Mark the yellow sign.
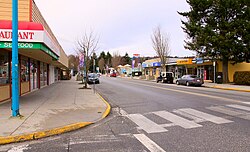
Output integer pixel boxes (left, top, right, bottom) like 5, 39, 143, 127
177, 58, 193, 65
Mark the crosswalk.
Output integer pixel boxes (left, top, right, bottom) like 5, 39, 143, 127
126, 103, 250, 134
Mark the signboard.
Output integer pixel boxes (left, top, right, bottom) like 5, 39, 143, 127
0, 42, 40, 49
177, 58, 193, 65
196, 58, 204, 64
0, 29, 60, 56
0, 42, 58, 60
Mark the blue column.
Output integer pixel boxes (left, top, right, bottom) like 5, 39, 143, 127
12, 0, 20, 117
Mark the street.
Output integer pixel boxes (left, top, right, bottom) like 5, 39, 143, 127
1, 76, 250, 152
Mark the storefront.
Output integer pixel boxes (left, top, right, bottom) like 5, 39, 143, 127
0, 0, 69, 102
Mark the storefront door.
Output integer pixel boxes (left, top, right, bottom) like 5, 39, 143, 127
30, 60, 38, 91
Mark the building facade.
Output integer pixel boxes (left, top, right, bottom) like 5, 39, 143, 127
0, 0, 69, 102
142, 57, 250, 83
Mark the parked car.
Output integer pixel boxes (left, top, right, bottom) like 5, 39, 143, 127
110, 72, 117, 77
87, 73, 100, 84
176, 75, 204, 86
157, 72, 174, 83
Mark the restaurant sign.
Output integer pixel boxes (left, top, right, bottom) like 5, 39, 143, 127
176, 58, 193, 65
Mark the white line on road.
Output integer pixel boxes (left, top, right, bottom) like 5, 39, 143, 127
242, 102, 250, 105
128, 114, 168, 133
173, 109, 205, 123
227, 104, 250, 112
207, 106, 250, 120
177, 108, 233, 124
134, 134, 166, 152
153, 111, 202, 129
7, 145, 30, 152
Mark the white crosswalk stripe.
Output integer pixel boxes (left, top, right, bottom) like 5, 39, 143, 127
177, 108, 233, 124
207, 106, 250, 120
153, 111, 202, 129
242, 102, 250, 105
128, 114, 168, 133
226, 104, 250, 112
134, 134, 166, 152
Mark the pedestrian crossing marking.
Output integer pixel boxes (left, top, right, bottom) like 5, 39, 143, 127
227, 104, 250, 112
128, 114, 168, 133
134, 134, 166, 152
242, 102, 250, 105
173, 109, 205, 123
177, 108, 233, 124
207, 106, 250, 121
153, 111, 202, 129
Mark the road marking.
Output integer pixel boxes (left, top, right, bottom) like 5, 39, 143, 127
7, 145, 30, 152
177, 108, 233, 124
242, 102, 250, 105
207, 106, 250, 120
153, 111, 202, 129
128, 114, 168, 133
173, 109, 205, 123
134, 134, 166, 152
227, 104, 250, 112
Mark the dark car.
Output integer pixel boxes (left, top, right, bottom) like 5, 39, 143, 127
87, 73, 100, 84
157, 72, 174, 83
176, 75, 203, 86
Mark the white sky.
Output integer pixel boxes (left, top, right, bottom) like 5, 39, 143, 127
35, 0, 194, 57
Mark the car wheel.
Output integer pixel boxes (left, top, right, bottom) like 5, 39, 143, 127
176, 81, 180, 85
186, 81, 190, 86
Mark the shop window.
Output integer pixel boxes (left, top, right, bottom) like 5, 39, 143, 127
20, 58, 29, 82
0, 51, 9, 84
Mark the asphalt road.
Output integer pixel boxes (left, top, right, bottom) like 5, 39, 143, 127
1, 77, 250, 152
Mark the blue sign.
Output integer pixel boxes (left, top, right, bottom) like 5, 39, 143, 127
196, 58, 203, 64
153, 62, 161, 67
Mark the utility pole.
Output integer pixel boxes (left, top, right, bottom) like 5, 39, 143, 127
12, 0, 20, 117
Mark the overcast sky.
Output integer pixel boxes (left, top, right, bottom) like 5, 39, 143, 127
35, 0, 194, 57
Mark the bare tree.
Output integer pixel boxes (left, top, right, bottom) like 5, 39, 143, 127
98, 58, 105, 74
111, 51, 122, 70
76, 31, 99, 88
151, 26, 171, 72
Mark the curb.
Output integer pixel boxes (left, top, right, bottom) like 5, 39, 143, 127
204, 85, 250, 92
0, 122, 92, 145
97, 93, 111, 119
0, 94, 111, 145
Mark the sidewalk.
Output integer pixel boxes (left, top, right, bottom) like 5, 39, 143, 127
203, 82, 250, 92
0, 78, 110, 145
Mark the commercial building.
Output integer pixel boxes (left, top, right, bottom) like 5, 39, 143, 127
0, 0, 69, 102
142, 57, 250, 82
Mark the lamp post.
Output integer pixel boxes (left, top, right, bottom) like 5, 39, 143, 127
11, 0, 20, 117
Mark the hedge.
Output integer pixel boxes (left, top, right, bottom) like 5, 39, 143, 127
233, 71, 250, 85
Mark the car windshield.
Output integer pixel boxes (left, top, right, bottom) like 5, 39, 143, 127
189, 75, 198, 78
88, 73, 97, 78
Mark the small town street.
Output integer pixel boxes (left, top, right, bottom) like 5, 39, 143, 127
1, 76, 250, 152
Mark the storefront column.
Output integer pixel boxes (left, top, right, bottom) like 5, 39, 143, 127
47, 64, 49, 86
37, 61, 40, 89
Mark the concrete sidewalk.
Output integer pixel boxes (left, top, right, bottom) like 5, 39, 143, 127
203, 82, 250, 92
0, 78, 110, 145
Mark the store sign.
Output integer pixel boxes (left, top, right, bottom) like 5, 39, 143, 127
0, 42, 58, 60
0, 29, 60, 56
0, 42, 40, 49
177, 58, 193, 65
196, 58, 204, 64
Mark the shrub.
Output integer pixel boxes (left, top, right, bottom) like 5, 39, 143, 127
233, 71, 250, 85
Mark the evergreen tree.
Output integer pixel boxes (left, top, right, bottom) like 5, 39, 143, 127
179, 0, 250, 83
